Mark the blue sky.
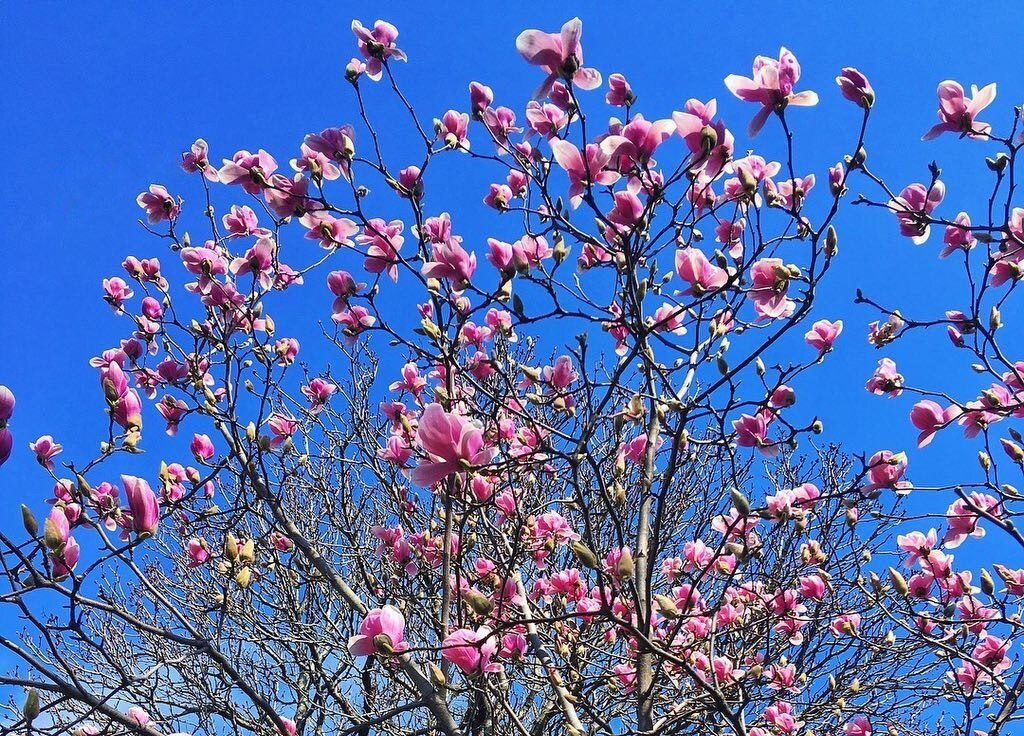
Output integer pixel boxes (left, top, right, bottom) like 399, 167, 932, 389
1, 0, 1023, 677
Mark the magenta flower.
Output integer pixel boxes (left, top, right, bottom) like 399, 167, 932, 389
0, 385, 15, 422
549, 136, 626, 208
910, 400, 961, 448
187, 538, 211, 567
442, 626, 503, 676
180, 138, 220, 181
865, 450, 911, 494
748, 258, 795, 320
301, 378, 337, 412
732, 410, 777, 455
865, 358, 903, 398
835, 68, 874, 109
439, 110, 470, 151
358, 219, 404, 283
940, 211, 976, 258
190, 433, 215, 462
605, 73, 634, 107
30, 435, 62, 470
348, 605, 408, 657
805, 320, 843, 353
411, 404, 495, 487
725, 48, 819, 136
123, 474, 160, 537
218, 150, 278, 196
515, 18, 602, 98
0, 429, 11, 469
469, 81, 494, 118
889, 182, 945, 244
351, 20, 407, 82
136, 185, 180, 224
675, 247, 728, 296
421, 240, 477, 289
922, 80, 996, 141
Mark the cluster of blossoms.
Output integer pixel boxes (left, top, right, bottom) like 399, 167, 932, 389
3, 14, 1022, 736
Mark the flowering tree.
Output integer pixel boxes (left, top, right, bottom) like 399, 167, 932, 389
0, 16, 1020, 736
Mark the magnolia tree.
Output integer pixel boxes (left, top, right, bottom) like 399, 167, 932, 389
0, 16, 1021, 736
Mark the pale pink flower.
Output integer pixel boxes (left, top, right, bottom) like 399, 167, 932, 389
516, 18, 602, 98
725, 48, 819, 136
348, 605, 408, 657
923, 81, 996, 140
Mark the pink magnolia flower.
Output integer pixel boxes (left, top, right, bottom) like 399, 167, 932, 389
515, 18, 602, 98
844, 716, 873, 736
910, 400, 961, 447
351, 20, 407, 82
190, 433, 215, 462
136, 185, 179, 224
348, 605, 408, 657
126, 707, 151, 728
30, 435, 62, 470
0, 429, 11, 469
123, 475, 159, 537
606, 73, 634, 107
548, 137, 625, 208
830, 612, 861, 636
442, 626, 503, 676
301, 378, 336, 412
890, 182, 945, 244
865, 358, 903, 398
805, 320, 842, 353
439, 110, 470, 150
724, 48, 819, 136
675, 248, 728, 296
865, 450, 911, 494
180, 138, 221, 181
218, 150, 278, 196
187, 538, 211, 567
0, 385, 15, 422
941, 212, 976, 258
411, 404, 495, 487
421, 240, 477, 288
922, 81, 996, 140
469, 81, 493, 117
748, 258, 795, 320
359, 219, 405, 282
836, 68, 874, 109
732, 411, 777, 455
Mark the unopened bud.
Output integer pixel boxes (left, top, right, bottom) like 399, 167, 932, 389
21, 505, 38, 537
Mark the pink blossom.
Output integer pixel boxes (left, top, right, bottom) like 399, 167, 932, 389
442, 626, 503, 675
301, 378, 336, 412
865, 450, 911, 494
469, 81, 493, 117
910, 400, 960, 447
351, 20, 406, 82
421, 240, 477, 288
187, 538, 211, 567
865, 358, 903, 397
348, 605, 408, 657
941, 212, 976, 258
123, 475, 159, 537
923, 81, 996, 140
0, 429, 11, 469
411, 404, 495, 487
218, 150, 278, 196
190, 433, 215, 462
805, 320, 842, 353
439, 110, 470, 150
675, 248, 728, 296
358, 219, 405, 282
30, 435, 62, 470
732, 411, 776, 455
836, 68, 874, 109
136, 185, 179, 224
725, 48, 819, 136
515, 18, 602, 98
890, 182, 945, 244
843, 716, 873, 736
748, 258, 795, 320
606, 73, 634, 107
180, 138, 220, 181
548, 137, 625, 208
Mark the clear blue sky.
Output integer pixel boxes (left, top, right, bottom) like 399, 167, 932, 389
1, 0, 1022, 667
